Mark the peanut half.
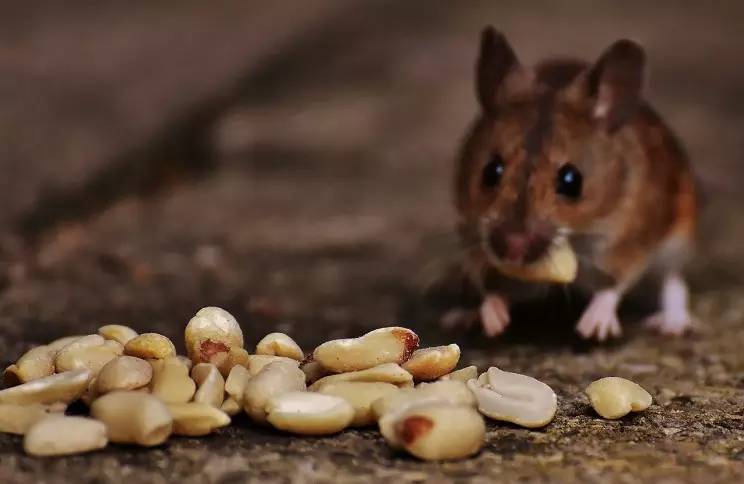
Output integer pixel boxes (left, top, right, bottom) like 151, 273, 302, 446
402, 344, 460, 381
266, 391, 354, 435
316, 381, 400, 427
98, 325, 138, 346
467, 367, 557, 428
255, 333, 304, 361
585, 377, 653, 419
167, 402, 231, 436
390, 403, 485, 461
150, 357, 197, 404
0, 369, 92, 405
184, 307, 244, 372
46, 335, 86, 354
124, 333, 177, 360
191, 363, 225, 408
96, 356, 153, 394
492, 238, 578, 284
248, 355, 300, 376
7, 345, 55, 384
242, 361, 306, 423
90, 391, 173, 446
220, 397, 242, 416
55, 342, 123, 375
313, 327, 419, 373
224, 364, 250, 404
309, 363, 413, 391
439, 366, 478, 382
23, 415, 108, 457
299, 355, 330, 384
0, 403, 67, 435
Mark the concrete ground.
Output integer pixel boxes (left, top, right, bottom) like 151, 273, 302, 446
1, 1, 744, 483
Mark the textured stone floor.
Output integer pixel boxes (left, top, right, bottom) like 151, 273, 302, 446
1, 1, 743, 483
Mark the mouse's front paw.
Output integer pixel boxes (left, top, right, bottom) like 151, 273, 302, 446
576, 290, 622, 341
479, 294, 510, 338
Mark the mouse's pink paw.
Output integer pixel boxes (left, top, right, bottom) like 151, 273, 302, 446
479, 294, 510, 338
645, 310, 696, 336
576, 289, 622, 341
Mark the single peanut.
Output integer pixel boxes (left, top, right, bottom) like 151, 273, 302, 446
6, 346, 55, 385
224, 364, 250, 404
299, 355, 330, 384
0, 369, 92, 405
438, 366, 478, 382
184, 307, 243, 371
167, 402, 231, 436
23, 415, 108, 457
150, 357, 197, 404
309, 363, 413, 391
124, 333, 177, 360
55, 343, 122, 375
220, 397, 242, 416
191, 363, 225, 408
96, 356, 153, 394
312, 327, 419, 373
90, 391, 173, 446
585, 377, 653, 419
402, 344, 461, 381
98, 325, 138, 346
266, 391, 354, 435
248, 355, 300, 376
0, 403, 67, 435
467, 367, 557, 428
255, 333, 304, 361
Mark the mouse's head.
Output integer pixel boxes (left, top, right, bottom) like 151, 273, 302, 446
455, 26, 646, 269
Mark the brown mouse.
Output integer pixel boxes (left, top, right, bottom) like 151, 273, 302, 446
449, 26, 699, 341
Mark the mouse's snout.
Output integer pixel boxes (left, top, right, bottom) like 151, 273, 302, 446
486, 225, 553, 266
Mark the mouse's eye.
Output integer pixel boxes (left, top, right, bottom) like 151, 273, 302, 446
556, 163, 583, 199
482, 154, 505, 189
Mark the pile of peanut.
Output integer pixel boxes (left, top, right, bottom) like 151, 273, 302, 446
0, 307, 652, 460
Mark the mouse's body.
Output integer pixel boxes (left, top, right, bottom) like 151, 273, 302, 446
450, 27, 699, 341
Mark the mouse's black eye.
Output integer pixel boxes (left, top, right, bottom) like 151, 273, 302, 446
482, 154, 505, 189
556, 163, 583, 199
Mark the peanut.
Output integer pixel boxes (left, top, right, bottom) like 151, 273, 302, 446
438, 366, 478, 382
191, 363, 225, 408
402, 344, 460, 381
96, 356, 153, 394
184, 307, 243, 371
0, 369, 92, 405
90, 391, 173, 446
255, 333, 304, 361
309, 363, 413, 391
266, 391, 354, 435
124, 333, 177, 360
150, 357, 197, 404
0, 403, 67, 435
167, 402, 231, 436
98, 324, 138, 346
23, 415, 108, 456
313, 327, 419, 373
248, 355, 300, 376
242, 361, 306, 423
585, 376, 653, 419
316, 381, 400, 427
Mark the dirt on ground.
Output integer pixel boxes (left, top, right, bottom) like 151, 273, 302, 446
1, 1, 744, 483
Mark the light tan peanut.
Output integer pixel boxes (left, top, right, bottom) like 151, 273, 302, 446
220, 397, 242, 416
255, 333, 304, 361
98, 325, 138, 346
309, 363, 413, 391
316, 381, 400, 427
0, 403, 67, 435
191, 363, 225, 408
184, 307, 243, 369
210, 347, 250, 377
167, 402, 231, 436
124, 333, 176, 360
266, 391, 354, 435
388, 403, 485, 461
224, 364, 250, 404
467, 367, 557, 428
585, 377, 653, 419
402, 344, 460, 381
248, 355, 300, 376
46, 335, 86, 354
96, 356, 153, 394
372, 380, 477, 420
438, 366, 478, 382
90, 391, 173, 446
150, 357, 196, 404
55, 343, 122, 375
299, 355, 330, 384
57, 334, 106, 353
0, 369, 92, 405
23, 415, 108, 457
312, 327, 419, 373
242, 361, 307, 423
12, 346, 56, 384
493, 238, 578, 284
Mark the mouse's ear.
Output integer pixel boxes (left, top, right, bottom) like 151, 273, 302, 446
476, 26, 533, 114
565, 39, 646, 133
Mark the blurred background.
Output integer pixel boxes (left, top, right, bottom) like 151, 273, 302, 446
0, 0, 742, 351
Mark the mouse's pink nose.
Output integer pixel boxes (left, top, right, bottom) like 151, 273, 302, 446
503, 234, 530, 263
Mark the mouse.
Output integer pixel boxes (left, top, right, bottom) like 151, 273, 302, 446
447, 26, 699, 342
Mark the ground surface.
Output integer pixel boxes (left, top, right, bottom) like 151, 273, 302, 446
1, 2, 744, 483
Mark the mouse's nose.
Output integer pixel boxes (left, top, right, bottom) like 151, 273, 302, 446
503, 234, 530, 264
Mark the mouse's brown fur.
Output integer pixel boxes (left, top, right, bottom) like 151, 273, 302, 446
451, 27, 699, 340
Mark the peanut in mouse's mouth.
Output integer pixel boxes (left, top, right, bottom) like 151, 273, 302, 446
484, 238, 579, 284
